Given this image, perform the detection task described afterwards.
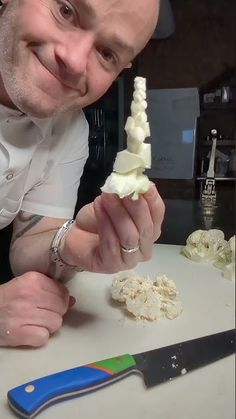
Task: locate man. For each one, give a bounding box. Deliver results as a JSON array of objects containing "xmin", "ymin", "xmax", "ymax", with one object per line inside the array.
[{"xmin": 0, "ymin": 0, "xmax": 164, "ymax": 347}]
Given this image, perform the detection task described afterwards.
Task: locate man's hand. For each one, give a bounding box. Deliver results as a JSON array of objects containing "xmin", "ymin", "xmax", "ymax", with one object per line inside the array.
[
  {"xmin": 9, "ymin": 185, "xmax": 164, "ymax": 278},
  {"xmin": 0, "ymin": 272, "xmax": 75, "ymax": 347},
  {"xmin": 61, "ymin": 185, "xmax": 165, "ymax": 273}
]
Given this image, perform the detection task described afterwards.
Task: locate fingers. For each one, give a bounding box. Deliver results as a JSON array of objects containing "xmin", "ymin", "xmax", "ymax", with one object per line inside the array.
[
  {"xmin": 122, "ymin": 195, "xmax": 154, "ymax": 259},
  {"xmin": 7, "ymin": 326, "xmax": 50, "ymax": 348},
  {"xmin": 15, "ymin": 271, "xmax": 70, "ymax": 303},
  {"xmin": 71, "ymin": 185, "xmax": 164, "ymax": 274},
  {"xmin": 28, "ymin": 272, "xmax": 70, "ymax": 299},
  {"xmin": 99, "ymin": 187, "xmax": 164, "ymax": 263},
  {"xmin": 0, "ymin": 272, "xmax": 76, "ymax": 347},
  {"xmin": 122, "ymin": 185, "xmax": 165, "ymax": 255},
  {"xmin": 75, "ymin": 203, "xmax": 98, "ymax": 233},
  {"xmin": 36, "ymin": 290, "xmax": 70, "ymax": 315},
  {"xmin": 26, "ymin": 309, "xmax": 63, "ymax": 334},
  {"xmin": 143, "ymin": 185, "xmax": 165, "ymax": 240},
  {"xmin": 93, "ymin": 196, "xmax": 122, "ymax": 272},
  {"xmin": 101, "ymin": 194, "xmax": 140, "ymax": 248},
  {"xmin": 98, "ymin": 194, "xmax": 142, "ymax": 266},
  {"xmin": 4, "ymin": 306, "xmax": 67, "ymax": 347},
  {"xmin": 16, "ymin": 272, "xmax": 73, "ymax": 313}
]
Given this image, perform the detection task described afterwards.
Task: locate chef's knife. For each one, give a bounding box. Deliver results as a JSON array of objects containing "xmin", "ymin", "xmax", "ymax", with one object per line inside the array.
[{"xmin": 7, "ymin": 329, "xmax": 235, "ymax": 419}]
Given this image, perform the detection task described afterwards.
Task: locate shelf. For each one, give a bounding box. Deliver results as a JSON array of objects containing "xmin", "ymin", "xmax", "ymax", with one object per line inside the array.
[
  {"xmin": 200, "ymin": 104, "xmax": 236, "ymax": 111},
  {"xmin": 196, "ymin": 177, "xmax": 236, "ymax": 181},
  {"xmin": 200, "ymin": 140, "xmax": 235, "ymax": 147}
]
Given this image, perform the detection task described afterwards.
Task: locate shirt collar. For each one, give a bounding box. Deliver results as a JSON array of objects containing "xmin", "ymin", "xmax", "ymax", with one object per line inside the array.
[
  {"xmin": 0, "ymin": 104, "xmax": 52, "ymax": 138},
  {"xmin": 0, "ymin": 104, "xmax": 24, "ymax": 121}
]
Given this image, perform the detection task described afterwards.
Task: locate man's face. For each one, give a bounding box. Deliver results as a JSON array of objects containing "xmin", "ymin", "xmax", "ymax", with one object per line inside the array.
[{"xmin": 0, "ymin": 0, "xmax": 158, "ymax": 118}]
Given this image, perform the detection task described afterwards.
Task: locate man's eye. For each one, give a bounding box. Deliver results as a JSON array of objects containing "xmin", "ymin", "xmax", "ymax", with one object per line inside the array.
[
  {"xmin": 58, "ymin": 2, "xmax": 74, "ymax": 21},
  {"xmin": 98, "ymin": 47, "xmax": 116, "ymax": 64}
]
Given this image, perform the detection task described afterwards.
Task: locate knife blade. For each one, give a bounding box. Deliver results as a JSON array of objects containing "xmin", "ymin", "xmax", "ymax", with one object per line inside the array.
[{"xmin": 7, "ymin": 329, "xmax": 235, "ymax": 419}]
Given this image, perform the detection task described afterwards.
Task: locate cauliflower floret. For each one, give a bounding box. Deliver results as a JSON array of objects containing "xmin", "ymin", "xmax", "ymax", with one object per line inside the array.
[
  {"xmin": 161, "ymin": 299, "xmax": 183, "ymax": 320},
  {"xmin": 111, "ymin": 270, "xmax": 153, "ymax": 303},
  {"xmin": 101, "ymin": 170, "xmax": 150, "ymax": 200},
  {"xmin": 153, "ymin": 274, "xmax": 178, "ymax": 299},
  {"xmin": 111, "ymin": 270, "xmax": 183, "ymax": 321},
  {"xmin": 186, "ymin": 229, "xmax": 204, "ymax": 246},
  {"xmin": 182, "ymin": 230, "xmax": 235, "ymax": 281},
  {"xmin": 126, "ymin": 288, "xmax": 162, "ymax": 320},
  {"xmin": 214, "ymin": 236, "xmax": 234, "ymax": 268},
  {"xmin": 214, "ymin": 235, "xmax": 235, "ymax": 281},
  {"xmin": 181, "ymin": 229, "xmax": 227, "ymax": 262},
  {"xmin": 223, "ymin": 262, "xmax": 235, "ymax": 281},
  {"xmin": 229, "ymin": 235, "xmax": 235, "ymax": 260}
]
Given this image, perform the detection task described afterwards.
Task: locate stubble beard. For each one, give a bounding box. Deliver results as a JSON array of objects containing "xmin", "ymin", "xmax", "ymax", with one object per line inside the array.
[
  {"xmin": 0, "ymin": 7, "xmax": 40, "ymax": 116},
  {"xmin": 0, "ymin": 56, "xmax": 84, "ymax": 118},
  {"xmin": 0, "ymin": 8, "xmax": 84, "ymax": 118}
]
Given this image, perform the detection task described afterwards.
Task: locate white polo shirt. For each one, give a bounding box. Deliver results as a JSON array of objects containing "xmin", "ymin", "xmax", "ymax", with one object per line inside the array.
[{"xmin": 0, "ymin": 104, "xmax": 89, "ymax": 230}]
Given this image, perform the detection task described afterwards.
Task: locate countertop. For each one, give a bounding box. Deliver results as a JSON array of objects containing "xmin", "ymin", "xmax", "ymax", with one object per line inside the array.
[{"xmin": 0, "ymin": 244, "xmax": 235, "ymax": 419}]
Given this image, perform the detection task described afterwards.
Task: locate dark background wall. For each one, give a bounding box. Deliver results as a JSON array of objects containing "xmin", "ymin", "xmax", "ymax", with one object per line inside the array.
[
  {"xmin": 137, "ymin": 0, "xmax": 235, "ymax": 89},
  {"xmin": 135, "ymin": 0, "xmax": 236, "ymax": 242}
]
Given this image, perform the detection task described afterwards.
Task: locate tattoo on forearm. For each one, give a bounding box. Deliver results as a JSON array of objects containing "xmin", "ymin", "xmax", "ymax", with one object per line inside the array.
[
  {"xmin": 18, "ymin": 211, "xmax": 42, "ymax": 223},
  {"xmin": 11, "ymin": 212, "xmax": 44, "ymax": 245}
]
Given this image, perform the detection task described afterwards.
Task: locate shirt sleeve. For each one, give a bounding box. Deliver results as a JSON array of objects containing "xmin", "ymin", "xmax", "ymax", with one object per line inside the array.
[{"xmin": 21, "ymin": 111, "xmax": 89, "ymax": 219}]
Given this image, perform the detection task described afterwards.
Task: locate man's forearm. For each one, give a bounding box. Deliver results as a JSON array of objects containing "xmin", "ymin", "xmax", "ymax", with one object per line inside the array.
[
  {"xmin": 10, "ymin": 229, "xmax": 59, "ymax": 277},
  {"xmin": 10, "ymin": 212, "xmax": 74, "ymax": 278}
]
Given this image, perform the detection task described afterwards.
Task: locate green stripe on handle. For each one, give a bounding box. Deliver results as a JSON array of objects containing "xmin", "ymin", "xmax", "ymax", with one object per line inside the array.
[{"xmin": 88, "ymin": 354, "xmax": 136, "ymax": 374}]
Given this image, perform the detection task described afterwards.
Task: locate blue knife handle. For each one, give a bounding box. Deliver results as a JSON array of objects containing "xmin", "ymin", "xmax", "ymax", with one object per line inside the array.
[{"xmin": 7, "ymin": 354, "xmax": 137, "ymax": 418}]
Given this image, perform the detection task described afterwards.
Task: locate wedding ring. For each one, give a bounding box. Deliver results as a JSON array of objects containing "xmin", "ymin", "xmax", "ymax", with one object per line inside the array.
[{"xmin": 120, "ymin": 245, "xmax": 139, "ymax": 254}]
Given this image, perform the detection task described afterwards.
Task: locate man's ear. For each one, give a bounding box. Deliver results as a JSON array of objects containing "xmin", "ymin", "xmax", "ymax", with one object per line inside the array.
[{"xmin": 125, "ymin": 62, "xmax": 132, "ymax": 69}]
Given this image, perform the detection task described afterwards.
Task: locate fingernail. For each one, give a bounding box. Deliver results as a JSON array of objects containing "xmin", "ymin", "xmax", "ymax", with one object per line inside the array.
[{"xmin": 69, "ymin": 296, "xmax": 76, "ymax": 307}]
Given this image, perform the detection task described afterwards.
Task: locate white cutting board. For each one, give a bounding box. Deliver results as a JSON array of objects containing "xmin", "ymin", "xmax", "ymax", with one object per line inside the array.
[{"xmin": 0, "ymin": 244, "xmax": 235, "ymax": 419}]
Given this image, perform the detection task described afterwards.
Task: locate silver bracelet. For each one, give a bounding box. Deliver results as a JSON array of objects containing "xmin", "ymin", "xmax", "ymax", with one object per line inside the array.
[{"xmin": 50, "ymin": 220, "xmax": 83, "ymax": 271}]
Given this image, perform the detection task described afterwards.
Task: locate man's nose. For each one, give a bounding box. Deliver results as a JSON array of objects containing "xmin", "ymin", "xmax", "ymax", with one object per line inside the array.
[{"xmin": 54, "ymin": 31, "xmax": 94, "ymax": 76}]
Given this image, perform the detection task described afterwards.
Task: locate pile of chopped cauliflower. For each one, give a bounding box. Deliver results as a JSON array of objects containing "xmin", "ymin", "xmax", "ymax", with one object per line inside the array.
[
  {"xmin": 111, "ymin": 270, "xmax": 183, "ymax": 321},
  {"xmin": 181, "ymin": 229, "xmax": 235, "ymax": 281}
]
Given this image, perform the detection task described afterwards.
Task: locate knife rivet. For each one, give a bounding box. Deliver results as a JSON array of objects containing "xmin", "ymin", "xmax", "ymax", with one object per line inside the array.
[{"xmin": 25, "ymin": 385, "xmax": 35, "ymax": 393}]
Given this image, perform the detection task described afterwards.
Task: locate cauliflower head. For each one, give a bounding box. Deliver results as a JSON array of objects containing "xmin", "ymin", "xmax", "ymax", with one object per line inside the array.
[{"xmin": 181, "ymin": 229, "xmax": 227, "ymax": 262}]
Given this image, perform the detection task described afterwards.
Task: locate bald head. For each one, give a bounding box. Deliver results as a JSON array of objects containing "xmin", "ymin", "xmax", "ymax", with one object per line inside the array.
[
  {"xmin": 136, "ymin": 0, "xmax": 160, "ymax": 50},
  {"xmin": 0, "ymin": 0, "xmax": 160, "ymax": 116},
  {"xmin": 120, "ymin": 0, "xmax": 160, "ymax": 55}
]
